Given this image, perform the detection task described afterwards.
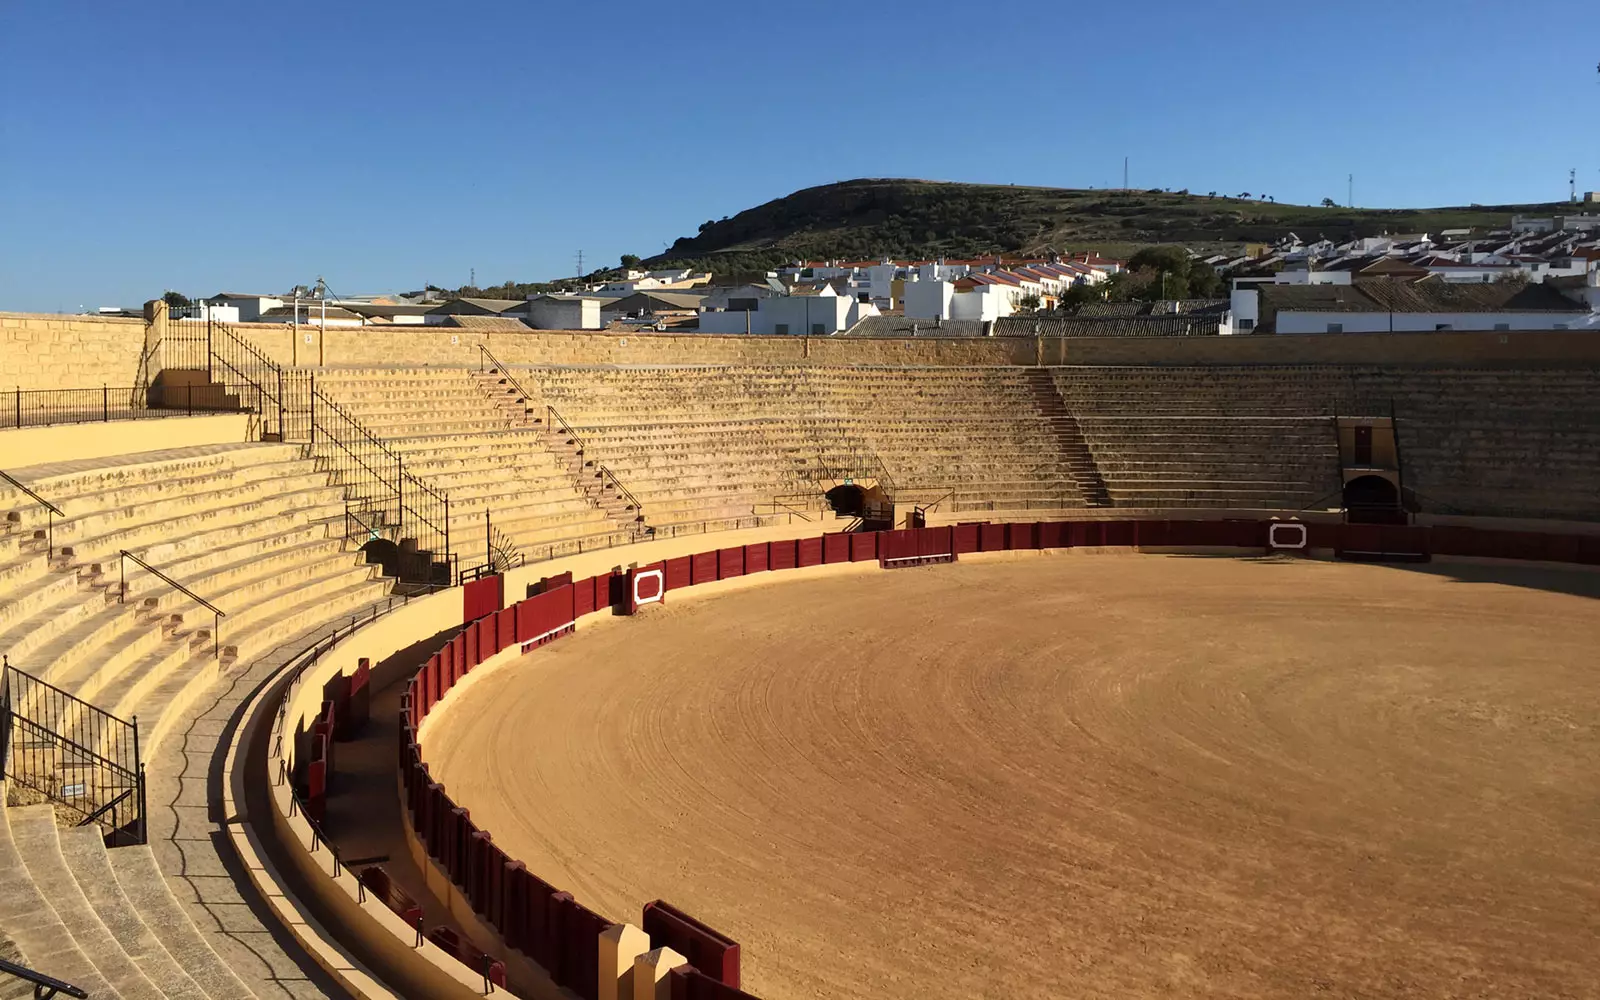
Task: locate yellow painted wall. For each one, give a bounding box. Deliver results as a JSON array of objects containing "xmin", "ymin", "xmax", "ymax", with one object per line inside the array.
[{"xmin": 0, "ymin": 413, "xmax": 250, "ymax": 468}]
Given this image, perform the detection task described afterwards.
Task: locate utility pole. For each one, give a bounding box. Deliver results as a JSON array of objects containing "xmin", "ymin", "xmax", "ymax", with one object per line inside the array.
[
  {"xmin": 470, "ymin": 267, "xmax": 476, "ymax": 288},
  {"xmin": 1571, "ymin": 168, "xmax": 1578, "ymax": 204},
  {"xmin": 1348, "ymin": 173, "xmax": 1354, "ymax": 209},
  {"xmin": 575, "ymin": 250, "xmax": 585, "ymax": 278},
  {"xmin": 1123, "ymin": 156, "xmax": 1129, "ymax": 191}
]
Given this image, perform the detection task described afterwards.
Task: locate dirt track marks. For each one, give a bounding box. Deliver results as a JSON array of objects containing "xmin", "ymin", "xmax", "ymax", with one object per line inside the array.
[{"xmin": 425, "ymin": 555, "xmax": 1600, "ymax": 1000}]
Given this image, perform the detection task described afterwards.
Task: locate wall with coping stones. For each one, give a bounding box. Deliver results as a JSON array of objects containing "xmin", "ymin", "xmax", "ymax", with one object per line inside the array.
[
  {"xmin": 7, "ymin": 310, "xmax": 1600, "ymax": 391},
  {"xmin": 1, "ymin": 312, "xmax": 154, "ymax": 390}
]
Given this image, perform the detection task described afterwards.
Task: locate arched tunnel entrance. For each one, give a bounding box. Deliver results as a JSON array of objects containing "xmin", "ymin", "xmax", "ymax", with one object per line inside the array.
[
  {"xmin": 1342, "ymin": 474, "xmax": 1404, "ymax": 524},
  {"xmin": 825, "ymin": 484, "xmax": 866, "ymax": 518}
]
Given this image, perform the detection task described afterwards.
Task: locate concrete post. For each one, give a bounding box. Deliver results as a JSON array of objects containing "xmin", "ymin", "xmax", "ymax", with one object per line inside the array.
[
  {"xmin": 599, "ymin": 923, "xmax": 652, "ymax": 1000},
  {"xmin": 632, "ymin": 947, "xmax": 688, "ymax": 1000}
]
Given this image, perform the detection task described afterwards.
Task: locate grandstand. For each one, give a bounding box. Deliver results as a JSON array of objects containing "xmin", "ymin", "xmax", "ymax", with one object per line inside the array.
[{"xmin": 1, "ymin": 305, "xmax": 1598, "ymax": 1000}]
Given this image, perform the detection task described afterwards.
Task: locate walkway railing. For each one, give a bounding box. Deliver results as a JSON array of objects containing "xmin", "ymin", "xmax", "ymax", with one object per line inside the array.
[
  {"xmin": 119, "ymin": 550, "xmax": 225, "ymax": 658},
  {"xmin": 1, "ymin": 657, "xmax": 146, "ymax": 846},
  {"xmin": 0, "ymin": 385, "xmax": 210, "ymax": 429}
]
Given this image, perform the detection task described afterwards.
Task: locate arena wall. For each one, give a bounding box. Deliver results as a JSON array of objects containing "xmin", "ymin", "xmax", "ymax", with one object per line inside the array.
[{"xmin": 12, "ymin": 310, "xmax": 1600, "ymax": 394}]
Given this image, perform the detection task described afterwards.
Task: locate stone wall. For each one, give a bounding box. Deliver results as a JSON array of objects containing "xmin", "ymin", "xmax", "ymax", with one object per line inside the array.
[
  {"xmin": 7, "ymin": 309, "xmax": 1600, "ymax": 392},
  {"xmin": 1, "ymin": 312, "xmax": 153, "ymax": 390},
  {"xmin": 1049, "ymin": 329, "xmax": 1600, "ymax": 367}
]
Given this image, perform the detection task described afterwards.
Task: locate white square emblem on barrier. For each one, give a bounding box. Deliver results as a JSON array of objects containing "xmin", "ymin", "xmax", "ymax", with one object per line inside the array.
[
  {"xmin": 1269, "ymin": 523, "xmax": 1308, "ymax": 549},
  {"xmin": 633, "ymin": 568, "xmax": 665, "ymax": 607}
]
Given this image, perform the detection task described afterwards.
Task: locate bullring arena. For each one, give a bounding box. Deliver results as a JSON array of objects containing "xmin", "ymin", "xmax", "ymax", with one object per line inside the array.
[{"xmin": 1, "ymin": 305, "xmax": 1599, "ymax": 1000}]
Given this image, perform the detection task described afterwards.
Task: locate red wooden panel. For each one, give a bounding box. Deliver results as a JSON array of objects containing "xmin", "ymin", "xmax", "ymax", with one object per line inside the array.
[
  {"xmin": 882, "ymin": 528, "xmax": 917, "ymax": 563},
  {"xmin": 1036, "ymin": 520, "xmax": 1066, "ymax": 549},
  {"xmin": 952, "ymin": 523, "xmax": 980, "ymax": 554},
  {"xmin": 496, "ymin": 607, "xmax": 516, "ymax": 651},
  {"xmin": 464, "ymin": 623, "xmax": 480, "ymax": 674},
  {"xmin": 559, "ymin": 899, "xmax": 609, "ymax": 1000},
  {"xmin": 1103, "ymin": 520, "xmax": 1136, "ymax": 547},
  {"xmin": 978, "ymin": 523, "xmax": 1005, "ymax": 552},
  {"xmin": 643, "ymin": 900, "xmax": 741, "ymax": 989},
  {"xmin": 423, "ymin": 656, "xmax": 439, "ymax": 715},
  {"xmin": 770, "ymin": 539, "xmax": 798, "ymax": 570},
  {"xmin": 1305, "ymin": 521, "xmax": 1340, "ymax": 550},
  {"xmin": 718, "ymin": 546, "xmax": 745, "ymax": 579},
  {"xmin": 743, "ymin": 543, "xmax": 769, "ymax": 574},
  {"xmin": 573, "ymin": 576, "xmax": 597, "ymax": 617},
  {"xmin": 849, "ymin": 532, "xmax": 878, "ymax": 561},
  {"xmin": 1007, "ymin": 522, "xmax": 1038, "ymax": 550},
  {"xmin": 691, "ymin": 551, "xmax": 718, "ymax": 585},
  {"xmin": 664, "ymin": 556, "xmax": 692, "ymax": 591},
  {"xmin": 1340, "ymin": 523, "xmax": 1382, "ymax": 553},
  {"xmin": 919, "ymin": 525, "xmax": 953, "ymax": 557},
  {"xmin": 796, "ymin": 536, "xmax": 823, "ymax": 567},
  {"xmin": 822, "ymin": 532, "xmax": 850, "ymax": 564},
  {"xmin": 668, "ymin": 967, "xmax": 762, "ymax": 1000},
  {"xmin": 463, "ymin": 574, "xmax": 503, "ymax": 624},
  {"xmin": 479, "ymin": 615, "xmax": 497, "ymax": 659},
  {"xmin": 451, "ymin": 633, "xmax": 467, "ymax": 683}
]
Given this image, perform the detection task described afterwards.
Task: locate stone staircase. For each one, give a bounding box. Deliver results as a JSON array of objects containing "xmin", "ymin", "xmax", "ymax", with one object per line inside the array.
[
  {"xmin": 0, "ymin": 800, "xmax": 256, "ymax": 999},
  {"xmin": 312, "ymin": 368, "xmax": 632, "ymax": 570},
  {"xmin": 1021, "ymin": 369, "xmax": 1112, "ymax": 507}
]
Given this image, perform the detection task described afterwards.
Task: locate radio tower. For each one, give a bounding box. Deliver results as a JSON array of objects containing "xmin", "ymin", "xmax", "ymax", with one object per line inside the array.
[
  {"xmin": 575, "ymin": 250, "xmax": 585, "ymax": 278},
  {"xmin": 1571, "ymin": 168, "xmax": 1578, "ymax": 204}
]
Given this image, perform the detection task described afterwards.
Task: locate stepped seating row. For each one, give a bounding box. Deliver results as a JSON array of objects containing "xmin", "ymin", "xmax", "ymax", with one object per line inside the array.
[
  {"xmin": 1054, "ymin": 366, "xmax": 1600, "ymax": 519},
  {"xmin": 525, "ymin": 365, "xmax": 1093, "ymax": 515},
  {"xmin": 0, "ymin": 444, "xmax": 389, "ymax": 763},
  {"xmin": 310, "ymin": 368, "xmax": 629, "ymax": 570},
  {"xmin": 0, "ymin": 800, "xmax": 254, "ymax": 999}
]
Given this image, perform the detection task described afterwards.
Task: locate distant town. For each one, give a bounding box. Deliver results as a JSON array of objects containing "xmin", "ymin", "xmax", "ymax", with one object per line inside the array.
[{"xmin": 127, "ymin": 204, "xmax": 1600, "ymax": 339}]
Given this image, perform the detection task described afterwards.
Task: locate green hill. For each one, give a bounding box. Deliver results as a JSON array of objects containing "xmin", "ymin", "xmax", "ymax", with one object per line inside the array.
[{"xmin": 645, "ymin": 178, "xmax": 1563, "ymax": 272}]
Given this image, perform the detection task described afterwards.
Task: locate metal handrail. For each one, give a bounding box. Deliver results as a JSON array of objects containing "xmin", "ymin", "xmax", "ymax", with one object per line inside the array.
[
  {"xmin": 597, "ymin": 465, "xmax": 643, "ymax": 514},
  {"xmin": 872, "ymin": 451, "xmax": 898, "ymax": 496},
  {"xmin": 119, "ymin": 549, "xmax": 225, "ymax": 657},
  {"xmin": 0, "ymin": 956, "xmax": 87, "ymax": 999},
  {"xmin": 0, "ymin": 469, "xmax": 64, "ymax": 559},
  {"xmin": 545, "ymin": 404, "xmax": 586, "ymax": 455},
  {"xmin": 477, "ymin": 345, "xmax": 538, "ymax": 420}
]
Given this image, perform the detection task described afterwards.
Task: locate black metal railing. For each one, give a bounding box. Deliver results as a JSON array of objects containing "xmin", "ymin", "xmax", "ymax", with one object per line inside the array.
[
  {"xmin": 161, "ymin": 316, "xmax": 312, "ymax": 440},
  {"xmin": 1, "ymin": 656, "xmax": 145, "ymax": 846},
  {"xmin": 0, "ymin": 385, "xmax": 219, "ymax": 430},
  {"xmin": 596, "ymin": 464, "xmax": 643, "ymax": 517},
  {"xmin": 0, "ymin": 470, "xmax": 64, "ymax": 559},
  {"xmin": 119, "ymin": 549, "xmax": 225, "ymax": 658},
  {"xmin": 477, "ymin": 345, "xmax": 539, "ymax": 424},
  {"xmin": 312, "ymin": 385, "xmax": 452, "ymax": 586},
  {"xmin": 0, "ymin": 956, "xmax": 87, "ymax": 1000},
  {"xmin": 545, "ymin": 404, "xmax": 586, "ymax": 466}
]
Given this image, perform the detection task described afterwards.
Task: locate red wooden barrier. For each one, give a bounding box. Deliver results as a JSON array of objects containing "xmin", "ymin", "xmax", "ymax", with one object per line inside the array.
[
  {"xmin": 691, "ymin": 552, "xmax": 718, "ymax": 585},
  {"xmin": 464, "ymin": 623, "xmax": 479, "ymax": 674},
  {"xmin": 822, "ymin": 532, "xmax": 850, "ymax": 564},
  {"xmin": 743, "ymin": 542, "xmax": 769, "ymax": 574},
  {"xmin": 1007, "ymin": 522, "xmax": 1037, "ymax": 549},
  {"xmin": 573, "ymin": 576, "xmax": 598, "ymax": 617},
  {"xmin": 560, "ymin": 899, "xmax": 610, "ymax": 1000},
  {"xmin": 849, "ymin": 532, "xmax": 878, "ymax": 561},
  {"xmin": 797, "ymin": 536, "xmax": 822, "ymax": 567},
  {"xmin": 979, "ymin": 523, "xmax": 1006, "ymax": 552},
  {"xmin": 771, "ymin": 538, "xmax": 799, "ymax": 570},
  {"xmin": 643, "ymin": 900, "xmax": 741, "ymax": 988},
  {"xmin": 667, "ymin": 967, "xmax": 762, "ymax": 1000},
  {"xmin": 463, "ymin": 574, "xmax": 503, "ymax": 624},
  {"xmin": 718, "ymin": 546, "xmax": 745, "ymax": 578},
  {"xmin": 665, "ymin": 556, "xmax": 692, "ymax": 591},
  {"xmin": 952, "ymin": 522, "xmax": 981, "ymax": 554}
]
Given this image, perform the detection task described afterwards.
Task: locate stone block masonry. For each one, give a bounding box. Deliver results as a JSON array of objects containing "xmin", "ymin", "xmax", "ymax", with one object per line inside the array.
[{"xmin": 1, "ymin": 312, "xmax": 152, "ymax": 390}]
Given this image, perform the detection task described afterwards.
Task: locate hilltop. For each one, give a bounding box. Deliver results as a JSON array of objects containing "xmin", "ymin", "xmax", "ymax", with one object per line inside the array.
[{"xmin": 644, "ymin": 178, "xmax": 1565, "ymax": 272}]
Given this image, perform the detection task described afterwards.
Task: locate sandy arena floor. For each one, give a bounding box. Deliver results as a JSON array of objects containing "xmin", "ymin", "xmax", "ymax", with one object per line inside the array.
[{"xmin": 424, "ymin": 554, "xmax": 1600, "ymax": 1000}]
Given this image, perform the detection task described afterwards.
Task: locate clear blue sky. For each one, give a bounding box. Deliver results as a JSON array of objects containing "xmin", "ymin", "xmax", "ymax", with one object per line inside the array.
[{"xmin": 2, "ymin": 1, "xmax": 1596, "ymax": 312}]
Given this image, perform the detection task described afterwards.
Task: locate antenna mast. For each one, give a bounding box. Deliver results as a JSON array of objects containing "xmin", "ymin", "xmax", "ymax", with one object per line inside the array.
[{"xmin": 575, "ymin": 250, "xmax": 585, "ymax": 278}]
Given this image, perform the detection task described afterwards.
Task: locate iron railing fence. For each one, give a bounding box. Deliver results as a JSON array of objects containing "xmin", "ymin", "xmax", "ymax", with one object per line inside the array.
[
  {"xmin": 0, "ymin": 956, "xmax": 87, "ymax": 1000},
  {"xmin": 310, "ymin": 386, "xmax": 452, "ymax": 586},
  {"xmin": 0, "ymin": 385, "xmax": 232, "ymax": 430},
  {"xmin": 118, "ymin": 549, "xmax": 225, "ymax": 658},
  {"xmin": 1, "ymin": 657, "xmax": 145, "ymax": 846}
]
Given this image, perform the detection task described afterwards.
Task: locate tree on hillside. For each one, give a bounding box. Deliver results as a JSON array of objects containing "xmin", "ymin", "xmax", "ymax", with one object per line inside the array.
[
  {"xmin": 620, "ymin": 254, "xmax": 641, "ymax": 268},
  {"xmin": 162, "ymin": 290, "xmax": 192, "ymax": 308},
  {"xmin": 1321, "ymin": 198, "xmax": 1339, "ymax": 208},
  {"xmin": 1239, "ymin": 192, "xmax": 1252, "ymax": 199},
  {"xmin": 1018, "ymin": 293, "xmax": 1043, "ymax": 314}
]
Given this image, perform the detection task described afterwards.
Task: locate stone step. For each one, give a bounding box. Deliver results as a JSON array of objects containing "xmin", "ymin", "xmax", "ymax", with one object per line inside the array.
[
  {"xmin": 8, "ymin": 805, "xmax": 166, "ymax": 1000},
  {"xmin": 58, "ymin": 828, "xmax": 211, "ymax": 1000},
  {"xmin": 106, "ymin": 847, "xmax": 259, "ymax": 1000}
]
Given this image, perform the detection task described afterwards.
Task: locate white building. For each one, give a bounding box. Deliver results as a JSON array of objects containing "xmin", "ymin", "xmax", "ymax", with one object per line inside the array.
[
  {"xmin": 522, "ymin": 295, "xmax": 602, "ymax": 330},
  {"xmin": 206, "ymin": 292, "xmax": 283, "ymax": 322},
  {"xmin": 696, "ymin": 287, "xmax": 878, "ymax": 334},
  {"xmin": 1228, "ymin": 278, "xmax": 1595, "ymax": 335}
]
